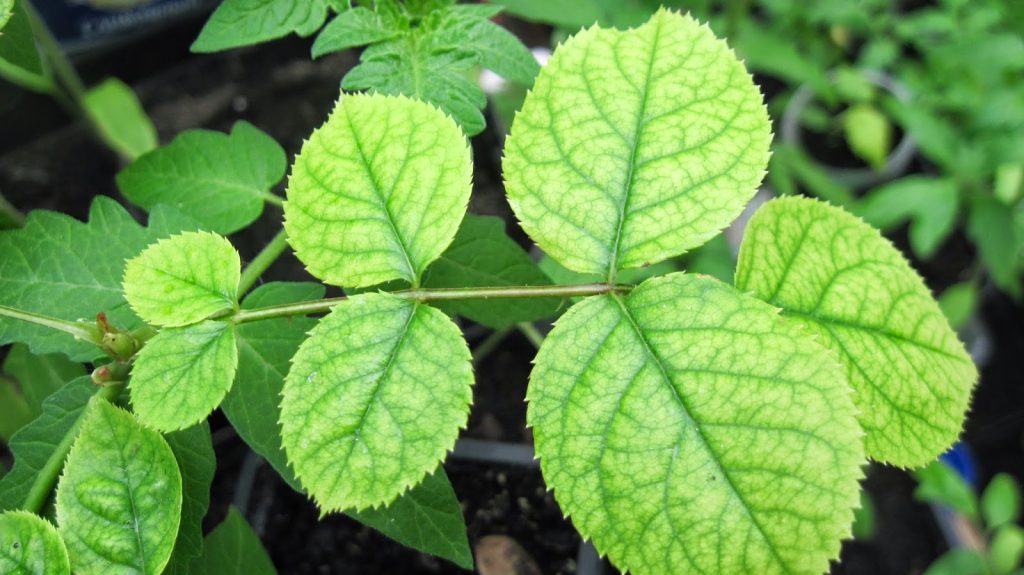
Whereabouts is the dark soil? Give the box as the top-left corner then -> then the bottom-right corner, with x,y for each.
2,11 -> 1022,575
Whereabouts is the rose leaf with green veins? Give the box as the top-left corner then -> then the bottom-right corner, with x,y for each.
503,9 -> 771,279
312,7 -> 401,58
117,121 -> 287,234
0,511 -> 70,575
3,343 -> 86,417
0,377 -> 96,512
284,93 -> 472,288
56,402 -> 182,575
280,292 -> 473,512
224,281 -> 325,490
83,78 -> 158,161
225,283 -> 470,565
130,320 -> 238,431
161,423 -> 216,575
189,507 -> 275,575
528,273 -> 864,575
421,214 -> 561,328
0,198 -> 198,360
735,197 -> 977,467
124,231 -> 241,328
349,467 -> 473,569
191,0 -> 330,53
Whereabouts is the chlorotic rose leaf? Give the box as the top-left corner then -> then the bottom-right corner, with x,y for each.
55,401 -> 182,575
123,231 -> 241,328
735,196 -> 977,467
130,320 -> 238,432
284,93 -> 472,288
529,273 -> 864,575
0,510 -> 70,575
281,292 -> 473,511
504,9 -> 771,278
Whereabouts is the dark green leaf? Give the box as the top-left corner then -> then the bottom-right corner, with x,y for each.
0,197 -> 198,360
192,0 -> 330,53
968,197 -> 1021,297
349,467 -> 472,569
312,7 -> 400,58
223,282 -> 324,490
162,423 -> 217,575
3,343 -> 86,416
117,122 -> 287,234
0,0 -> 48,91
190,507 -> 276,575
0,377 -> 96,511
924,549 -> 986,575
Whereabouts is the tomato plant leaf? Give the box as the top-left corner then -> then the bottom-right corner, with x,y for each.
349,467 -> 472,569
284,93 -> 472,288
312,7 -> 400,58
117,121 -> 287,234
130,320 -> 238,432
162,423 -> 216,575
0,377 -> 96,512
503,9 -> 771,278
843,103 -> 891,170
189,507 -> 276,575
124,231 -> 241,328
224,282 -> 325,490
281,292 -> 473,511
3,343 -> 85,417
192,0 -> 330,53
335,3 -> 537,135
736,197 -> 977,467
422,214 -> 561,328
0,510 -> 70,574
83,78 -> 158,161
528,273 -> 863,575
0,198 -> 198,360
56,402 -> 182,575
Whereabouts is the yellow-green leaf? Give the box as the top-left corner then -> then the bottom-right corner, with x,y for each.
123,231 -> 241,328
284,93 -> 472,288
130,320 -> 238,431
280,292 -> 473,511
503,9 -> 771,278
736,197 -> 977,467
0,511 -> 70,575
56,401 -> 182,575
528,273 -> 863,574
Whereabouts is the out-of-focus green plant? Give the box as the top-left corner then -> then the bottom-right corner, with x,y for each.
915,461 -> 1024,575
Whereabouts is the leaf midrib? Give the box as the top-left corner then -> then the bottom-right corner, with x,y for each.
606,16 -> 662,281
341,107 -> 418,283
609,293 -> 792,574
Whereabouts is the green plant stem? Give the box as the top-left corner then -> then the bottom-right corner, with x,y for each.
22,1 -> 87,103
261,192 -> 285,207
517,321 -> 545,348
238,229 -> 290,295
22,383 -> 123,514
0,305 -> 102,345
0,192 -> 25,228
471,326 -> 514,365
232,283 -> 628,324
